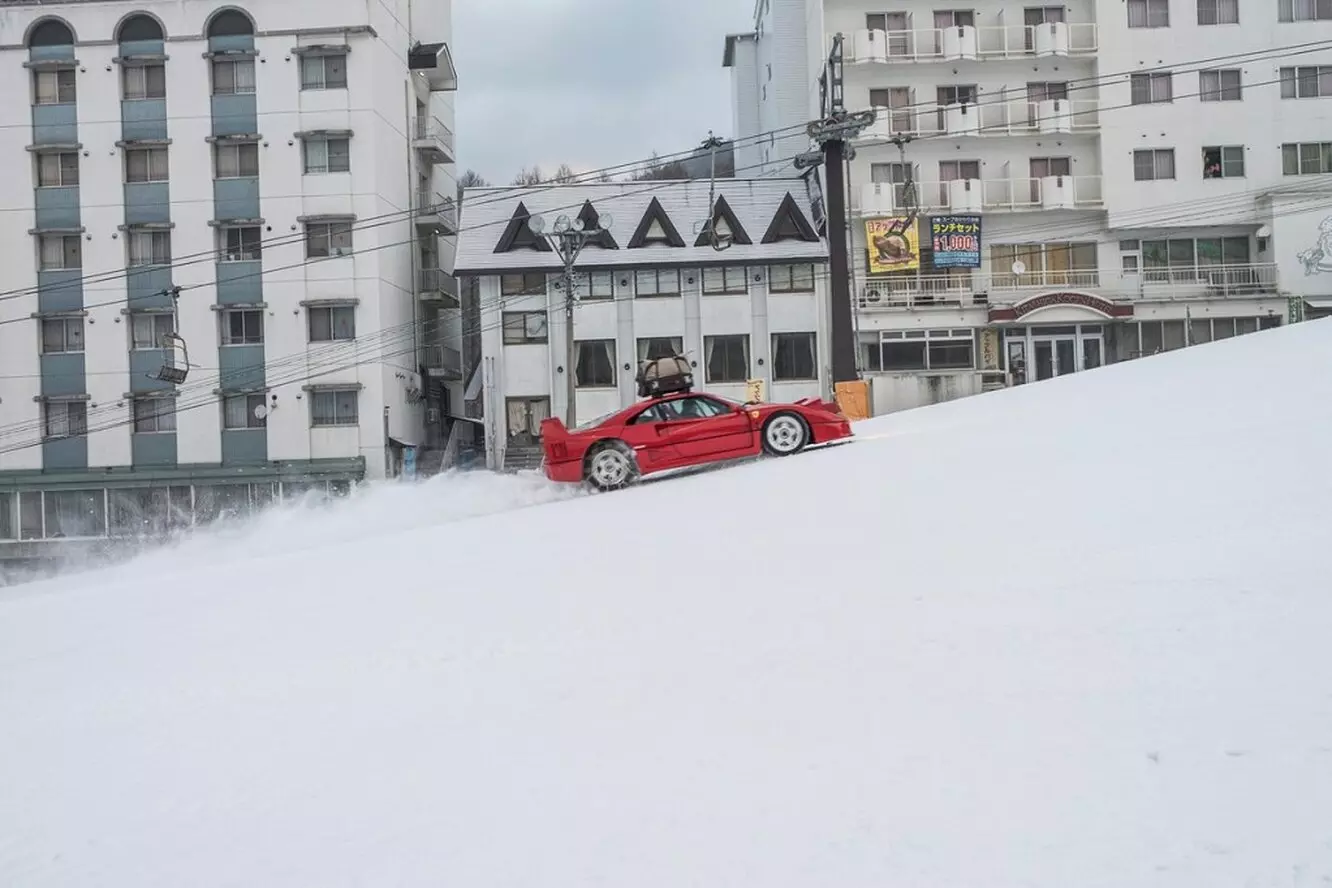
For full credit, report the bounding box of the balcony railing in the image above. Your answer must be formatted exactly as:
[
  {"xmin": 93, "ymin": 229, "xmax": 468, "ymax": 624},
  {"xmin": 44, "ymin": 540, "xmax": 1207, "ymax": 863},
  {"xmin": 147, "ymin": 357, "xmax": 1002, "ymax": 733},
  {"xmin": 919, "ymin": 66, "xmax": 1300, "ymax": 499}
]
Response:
[
  {"xmin": 857, "ymin": 264, "xmax": 1280, "ymax": 310},
  {"xmin": 416, "ymin": 190, "xmax": 458, "ymax": 231},
  {"xmin": 423, "ymin": 343, "xmax": 462, "ymax": 377},
  {"xmin": 857, "ymin": 176, "xmax": 1104, "ymax": 215},
  {"xmin": 418, "ymin": 267, "xmax": 460, "ymax": 304},
  {"xmin": 412, "ymin": 114, "xmax": 455, "ymax": 161},
  {"xmin": 847, "ymin": 22, "xmax": 1098, "ymax": 64},
  {"xmin": 858, "ymin": 98, "xmax": 1098, "ymax": 141}
]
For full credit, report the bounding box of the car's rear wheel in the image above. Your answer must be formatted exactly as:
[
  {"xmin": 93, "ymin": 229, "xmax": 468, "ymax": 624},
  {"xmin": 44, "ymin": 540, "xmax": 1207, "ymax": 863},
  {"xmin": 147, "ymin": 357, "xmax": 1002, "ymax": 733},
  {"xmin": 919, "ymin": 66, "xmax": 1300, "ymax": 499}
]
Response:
[
  {"xmin": 584, "ymin": 440, "xmax": 639, "ymax": 491},
  {"xmin": 761, "ymin": 412, "xmax": 809, "ymax": 457}
]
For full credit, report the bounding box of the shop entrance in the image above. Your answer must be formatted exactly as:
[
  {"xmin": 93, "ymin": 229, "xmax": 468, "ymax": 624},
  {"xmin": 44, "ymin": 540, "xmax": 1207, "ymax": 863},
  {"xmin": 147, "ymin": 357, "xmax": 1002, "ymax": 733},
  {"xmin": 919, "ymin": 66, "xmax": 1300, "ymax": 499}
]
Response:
[{"xmin": 1006, "ymin": 324, "xmax": 1105, "ymax": 384}]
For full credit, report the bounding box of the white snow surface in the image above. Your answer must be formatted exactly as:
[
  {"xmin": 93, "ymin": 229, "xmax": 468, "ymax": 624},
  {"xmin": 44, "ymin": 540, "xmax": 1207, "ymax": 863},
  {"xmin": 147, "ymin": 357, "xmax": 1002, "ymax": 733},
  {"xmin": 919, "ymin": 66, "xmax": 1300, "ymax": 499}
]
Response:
[{"xmin": 3, "ymin": 320, "xmax": 1332, "ymax": 887}]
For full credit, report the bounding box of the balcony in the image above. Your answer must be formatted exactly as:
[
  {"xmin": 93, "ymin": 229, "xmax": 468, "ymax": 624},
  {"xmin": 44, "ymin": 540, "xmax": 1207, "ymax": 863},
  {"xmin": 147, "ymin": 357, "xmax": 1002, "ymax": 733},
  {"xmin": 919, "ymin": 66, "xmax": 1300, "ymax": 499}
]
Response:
[
  {"xmin": 423, "ymin": 343, "xmax": 462, "ymax": 379},
  {"xmin": 859, "ymin": 98, "xmax": 1099, "ymax": 141},
  {"xmin": 418, "ymin": 267, "xmax": 460, "ymax": 307},
  {"xmin": 416, "ymin": 190, "xmax": 458, "ymax": 233},
  {"xmin": 857, "ymin": 264, "xmax": 1279, "ymax": 310},
  {"xmin": 847, "ymin": 22, "xmax": 1097, "ymax": 65},
  {"xmin": 856, "ymin": 176, "xmax": 1104, "ymax": 216},
  {"xmin": 413, "ymin": 115, "xmax": 454, "ymax": 164}
]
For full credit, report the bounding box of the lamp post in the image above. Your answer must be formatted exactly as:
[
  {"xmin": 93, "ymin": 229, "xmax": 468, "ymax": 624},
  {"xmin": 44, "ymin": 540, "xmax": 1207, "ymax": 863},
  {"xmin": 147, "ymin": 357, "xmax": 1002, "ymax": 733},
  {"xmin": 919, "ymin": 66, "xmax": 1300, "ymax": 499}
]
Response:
[{"xmin": 526, "ymin": 211, "xmax": 613, "ymax": 428}]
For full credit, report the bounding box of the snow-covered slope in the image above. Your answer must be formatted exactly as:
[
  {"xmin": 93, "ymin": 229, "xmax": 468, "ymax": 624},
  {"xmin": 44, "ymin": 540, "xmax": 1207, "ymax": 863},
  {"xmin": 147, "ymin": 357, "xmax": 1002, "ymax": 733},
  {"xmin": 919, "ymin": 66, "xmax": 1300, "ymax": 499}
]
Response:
[{"xmin": 3, "ymin": 320, "xmax": 1332, "ymax": 887}]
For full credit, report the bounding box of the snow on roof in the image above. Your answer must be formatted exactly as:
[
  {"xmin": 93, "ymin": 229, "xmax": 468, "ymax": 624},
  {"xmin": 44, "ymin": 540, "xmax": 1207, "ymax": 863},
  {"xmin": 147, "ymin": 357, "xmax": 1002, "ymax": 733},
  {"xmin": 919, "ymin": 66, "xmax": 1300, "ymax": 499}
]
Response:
[
  {"xmin": 453, "ymin": 177, "xmax": 829, "ymax": 276},
  {"xmin": 4, "ymin": 320, "xmax": 1332, "ymax": 885}
]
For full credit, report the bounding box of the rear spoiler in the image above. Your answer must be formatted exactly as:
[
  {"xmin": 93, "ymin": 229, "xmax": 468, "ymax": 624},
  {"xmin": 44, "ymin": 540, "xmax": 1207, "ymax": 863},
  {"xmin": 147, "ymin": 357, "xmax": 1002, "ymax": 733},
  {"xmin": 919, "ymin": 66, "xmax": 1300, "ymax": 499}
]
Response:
[
  {"xmin": 539, "ymin": 416, "xmax": 568, "ymax": 441},
  {"xmin": 794, "ymin": 397, "xmax": 843, "ymax": 415}
]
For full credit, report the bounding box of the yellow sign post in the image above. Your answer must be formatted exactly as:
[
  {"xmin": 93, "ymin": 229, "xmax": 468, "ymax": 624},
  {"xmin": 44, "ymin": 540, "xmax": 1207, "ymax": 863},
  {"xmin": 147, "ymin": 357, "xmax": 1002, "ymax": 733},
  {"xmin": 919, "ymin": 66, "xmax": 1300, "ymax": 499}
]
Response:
[{"xmin": 864, "ymin": 217, "xmax": 920, "ymax": 274}]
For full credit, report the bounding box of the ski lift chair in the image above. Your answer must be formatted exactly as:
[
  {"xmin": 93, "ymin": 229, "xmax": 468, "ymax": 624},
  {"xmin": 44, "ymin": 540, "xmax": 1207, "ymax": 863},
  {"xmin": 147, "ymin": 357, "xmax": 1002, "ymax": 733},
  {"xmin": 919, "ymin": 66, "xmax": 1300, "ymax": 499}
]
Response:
[
  {"xmin": 636, "ymin": 355, "xmax": 693, "ymax": 398},
  {"xmin": 148, "ymin": 332, "xmax": 190, "ymax": 384}
]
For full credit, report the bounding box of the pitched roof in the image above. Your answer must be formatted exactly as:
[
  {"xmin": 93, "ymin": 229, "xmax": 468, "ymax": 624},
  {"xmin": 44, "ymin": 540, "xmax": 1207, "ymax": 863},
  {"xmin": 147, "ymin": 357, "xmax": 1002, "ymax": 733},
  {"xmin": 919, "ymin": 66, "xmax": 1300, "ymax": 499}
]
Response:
[
  {"xmin": 454, "ymin": 179, "xmax": 828, "ymax": 275},
  {"xmin": 694, "ymin": 194, "xmax": 752, "ymax": 248}
]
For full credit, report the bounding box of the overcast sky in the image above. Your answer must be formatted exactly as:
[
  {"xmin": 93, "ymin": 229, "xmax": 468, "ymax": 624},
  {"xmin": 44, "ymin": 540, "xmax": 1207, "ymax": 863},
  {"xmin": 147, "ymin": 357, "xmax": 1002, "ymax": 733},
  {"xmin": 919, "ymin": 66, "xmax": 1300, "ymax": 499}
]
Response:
[{"xmin": 452, "ymin": 0, "xmax": 754, "ymax": 185}]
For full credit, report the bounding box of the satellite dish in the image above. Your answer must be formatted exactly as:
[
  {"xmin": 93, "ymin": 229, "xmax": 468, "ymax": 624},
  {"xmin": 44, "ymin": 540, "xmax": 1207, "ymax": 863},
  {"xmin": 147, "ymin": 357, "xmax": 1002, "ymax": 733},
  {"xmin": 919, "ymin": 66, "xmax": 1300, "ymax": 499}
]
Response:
[
  {"xmin": 599, "ymin": 212, "xmax": 613, "ymax": 231},
  {"xmin": 572, "ymin": 217, "xmax": 586, "ymax": 232},
  {"xmin": 253, "ymin": 404, "xmax": 269, "ymax": 420},
  {"xmin": 553, "ymin": 214, "xmax": 571, "ymax": 234},
  {"xmin": 527, "ymin": 214, "xmax": 547, "ymax": 235},
  {"xmin": 1011, "ymin": 260, "xmax": 1026, "ymax": 276}
]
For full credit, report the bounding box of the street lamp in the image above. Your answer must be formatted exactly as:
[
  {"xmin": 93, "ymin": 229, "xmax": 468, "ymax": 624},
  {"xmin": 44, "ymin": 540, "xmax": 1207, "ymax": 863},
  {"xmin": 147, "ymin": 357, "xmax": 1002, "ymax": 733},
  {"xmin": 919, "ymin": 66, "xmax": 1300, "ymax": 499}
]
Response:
[{"xmin": 526, "ymin": 211, "xmax": 613, "ymax": 428}]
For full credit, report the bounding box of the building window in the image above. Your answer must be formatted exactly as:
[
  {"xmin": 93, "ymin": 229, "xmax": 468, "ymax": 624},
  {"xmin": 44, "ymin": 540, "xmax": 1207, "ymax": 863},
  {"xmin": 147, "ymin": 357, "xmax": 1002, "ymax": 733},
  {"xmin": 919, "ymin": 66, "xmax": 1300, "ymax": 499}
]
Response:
[
  {"xmin": 1197, "ymin": 0, "xmax": 1239, "ymax": 23},
  {"xmin": 307, "ymin": 305, "xmax": 355, "ymax": 341},
  {"xmin": 215, "ymin": 142, "xmax": 259, "ymax": 178},
  {"xmin": 305, "ymin": 221, "xmax": 353, "ymax": 258},
  {"xmin": 212, "ymin": 58, "xmax": 256, "ymax": 95},
  {"xmin": 704, "ymin": 334, "xmax": 750, "ymax": 383},
  {"xmin": 702, "ymin": 265, "xmax": 748, "ymax": 295},
  {"xmin": 772, "ymin": 332, "xmax": 817, "ymax": 381},
  {"xmin": 989, "ymin": 242, "xmax": 1098, "ymax": 286},
  {"xmin": 634, "ymin": 268, "xmax": 682, "ymax": 297},
  {"xmin": 130, "ymin": 312, "xmax": 174, "ymax": 349},
  {"xmin": 500, "ymin": 273, "xmax": 547, "ymax": 296},
  {"xmin": 122, "ymin": 63, "xmax": 166, "ymax": 100},
  {"xmin": 1279, "ymin": 0, "xmax": 1332, "ymax": 20},
  {"xmin": 1282, "ymin": 142, "xmax": 1332, "ymax": 175},
  {"xmin": 220, "ymin": 226, "xmax": 261, "ymax": 261},
  {"xmin": 770, "ymin": 263, "xmax": 816, "ymax": 292},
  {"xmin": 38, "ymin": 234, "xmax": 81, "ymax": 270},
  {"xmin": 1280, "ymin": 66, "xmax": 1332, "ymax": 98},
  {"xmin": 127, "ymin": 230, "xmax": 171, "ymax": 266},
  {"xmin": 36, "ymin": 152, "xmax": 79, "ymax": 187},
  {"xmin": 582, "ymin": 271, "xmax": 614, "ymax": 300},
  {"xmin": 1129, "ymin": 72, "xmax": 1172, "ymax": 104},
  {"xmin": 302, "ymin": 137, "xmax": 350, "ymax": 174},
  {"xmin": 43, "ymin": 401, "xmax": 87, "ymax": 439},
  {"xmin": 125, "ymin": 146, "xmax": 169, "ymax": 183},
  {"xmin": 1141, "ymin": 237, "xmax": 1250, "ymax": 277},
  {"xmin": 132, "ymin": 397, "xmax": 176, "ymax": 433},
  {"xmin": 574, "ymin": 339, "xmax": 616, "ymax": 388},
  {"xmin": 33, "ymin": 69, "xmax": 76, "ymax": 105},
  {"xmin": 1203, "ymin": 146, "xmax": 1245, "ymax": 179},
  {"xmin": 1133, "ymin": 149, "xmax": 1176, "ymax": 181},
  {"xmin": 502, "ymin": 311, "xmax": 548, "ymax": 344},
  {"xmin": 637, "ymin": 337, "xmax": 684, "ymax": 362},
  {"xmin": 221, "ymin": 308, "xmax": 263, "ymax": 345},
  {"xmin": 40, "ymin": 317, "xmax": 84, "ymax": 353},
  {"xmin": 311, "ymin": 389, "xmax": 359, "ymax": 426},
  {"xmin": 300, "ymin": 53, "xmax": 347, "ymax": 90},
  {"xmin": 223, "ymin": 393, "xmax": 267, "ymax": 429},
  {"xmin": 878, "ymin": 329, "xmax": 975, "ymax": 371},
  {"xmin": 1127, "ymin": 0, "xmax": 1169, "ymax": 26},
  {"xmin": 1199, "ymin": 69, "xmax": 1242, "ymax": 101}
]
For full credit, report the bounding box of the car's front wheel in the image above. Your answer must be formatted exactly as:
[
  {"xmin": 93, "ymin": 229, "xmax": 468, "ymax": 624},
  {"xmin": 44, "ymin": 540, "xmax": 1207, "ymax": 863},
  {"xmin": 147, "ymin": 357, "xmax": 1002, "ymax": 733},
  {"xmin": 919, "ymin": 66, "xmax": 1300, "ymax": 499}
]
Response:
[
  {"xmin": 761, "ymin": 412, "xmax": 809, "ymax": 457},
  {"xmin": 584, "ymin": 440, "xmax": 639, "ymax": 491}
]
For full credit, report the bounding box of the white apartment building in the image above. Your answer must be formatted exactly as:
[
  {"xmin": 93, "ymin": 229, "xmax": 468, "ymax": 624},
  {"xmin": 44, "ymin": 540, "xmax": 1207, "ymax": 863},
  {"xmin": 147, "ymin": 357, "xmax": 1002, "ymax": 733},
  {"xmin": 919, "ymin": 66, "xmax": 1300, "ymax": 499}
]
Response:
[
  {"xmin": 0, "ymin": 0, "xmax": 458, "ymax": 558},
  {"xmin": 727, "ymin": 0, "xmax": 1332, "ymax": 415},
  {"xmin": 452, "ymin": 180, "xmax": 831, "ymax": 472}
]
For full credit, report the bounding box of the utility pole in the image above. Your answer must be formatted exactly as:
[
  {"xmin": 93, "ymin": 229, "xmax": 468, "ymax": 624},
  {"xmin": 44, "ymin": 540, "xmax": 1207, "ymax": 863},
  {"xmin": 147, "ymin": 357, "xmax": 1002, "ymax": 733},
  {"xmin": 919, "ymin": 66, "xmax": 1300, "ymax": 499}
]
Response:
[
  {"xmin": 527, "ymin": 211, "xmax": 613, "ymax": 428},
  {"xmin": 808, "ymin": 33, "xmax": 875, "ymax": 384}
]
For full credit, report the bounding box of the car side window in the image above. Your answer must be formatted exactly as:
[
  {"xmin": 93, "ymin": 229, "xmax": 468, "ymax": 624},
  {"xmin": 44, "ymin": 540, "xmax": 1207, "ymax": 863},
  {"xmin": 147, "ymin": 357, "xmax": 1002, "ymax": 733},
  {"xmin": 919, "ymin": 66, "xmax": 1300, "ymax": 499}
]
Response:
[
  {"xmin": 628, "ymin": 404, "xmax": 662, "ymax": 424},
  {"xmin": 659, "ymin": 397, "xmax": 728, "ymax": 421}
]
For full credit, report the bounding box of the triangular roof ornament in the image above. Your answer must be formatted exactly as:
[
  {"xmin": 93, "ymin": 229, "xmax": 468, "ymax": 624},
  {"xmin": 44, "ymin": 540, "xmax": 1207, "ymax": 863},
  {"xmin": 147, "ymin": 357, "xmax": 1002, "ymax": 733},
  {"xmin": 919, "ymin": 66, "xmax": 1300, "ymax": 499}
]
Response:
[
  {"xmin": 627, "ymin": 196, "xmax": 686, "ymax": 248},
  {"xmin": 694, "ymin": 194, "xmax": 752, "ymax": 248},
  {"xmin": 493, "ymin": 200, "xmax": 553, "ymax": 253},
  {"xmin": 576, "ymin": 200, "xmax": 619, "ymax": 249},
  {"xmin": 761, "ymin": 192, "xmax": 821, "ymax": 244}
]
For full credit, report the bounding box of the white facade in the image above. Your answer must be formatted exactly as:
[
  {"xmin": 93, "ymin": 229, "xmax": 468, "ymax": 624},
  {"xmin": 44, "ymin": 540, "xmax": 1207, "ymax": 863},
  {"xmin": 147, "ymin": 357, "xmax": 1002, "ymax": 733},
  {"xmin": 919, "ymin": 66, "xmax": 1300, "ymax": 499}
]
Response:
[
  {"xmin": 452, "ymin": 180, "xmax": 831, "ymax": 471},
  {"xmin": 727, "ymin": 0, "xmax": 1331, "ymax": 415}
]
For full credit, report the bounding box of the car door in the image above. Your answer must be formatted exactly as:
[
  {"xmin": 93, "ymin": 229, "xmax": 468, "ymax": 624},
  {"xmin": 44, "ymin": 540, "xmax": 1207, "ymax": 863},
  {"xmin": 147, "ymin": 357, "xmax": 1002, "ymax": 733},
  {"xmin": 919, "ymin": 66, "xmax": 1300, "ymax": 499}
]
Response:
[
  {"xmin": 657, "ymin": 395, "xmax": 758, "ymax": 461},
  {"xmin": 618, "ymin": 403, "xmax": 685, "ymax": 471}
]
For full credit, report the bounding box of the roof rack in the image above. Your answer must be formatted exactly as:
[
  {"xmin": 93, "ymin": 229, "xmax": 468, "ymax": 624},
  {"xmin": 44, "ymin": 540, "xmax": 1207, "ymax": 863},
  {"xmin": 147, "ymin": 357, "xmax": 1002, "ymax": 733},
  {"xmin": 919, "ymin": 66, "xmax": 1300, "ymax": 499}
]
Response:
[{"xmin": 636, "ymin": 355, "xmax": 693, "ymax": 398}]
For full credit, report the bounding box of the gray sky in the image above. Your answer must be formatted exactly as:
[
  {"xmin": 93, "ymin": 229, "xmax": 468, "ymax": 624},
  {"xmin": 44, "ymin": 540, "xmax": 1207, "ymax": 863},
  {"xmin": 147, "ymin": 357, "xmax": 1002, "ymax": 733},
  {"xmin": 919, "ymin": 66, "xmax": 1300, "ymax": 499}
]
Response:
[{"xmin": 453, "ymin": 0, "xmax": 753, "ymax": 185}]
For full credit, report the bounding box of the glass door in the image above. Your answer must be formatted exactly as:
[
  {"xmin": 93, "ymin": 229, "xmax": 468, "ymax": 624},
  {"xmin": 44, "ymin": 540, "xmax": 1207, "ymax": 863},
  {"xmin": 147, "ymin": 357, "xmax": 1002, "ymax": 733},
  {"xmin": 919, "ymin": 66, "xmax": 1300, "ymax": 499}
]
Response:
[{"xmin": 1032, "ymin": 336, "xmax": 1077, "ymax": 380}]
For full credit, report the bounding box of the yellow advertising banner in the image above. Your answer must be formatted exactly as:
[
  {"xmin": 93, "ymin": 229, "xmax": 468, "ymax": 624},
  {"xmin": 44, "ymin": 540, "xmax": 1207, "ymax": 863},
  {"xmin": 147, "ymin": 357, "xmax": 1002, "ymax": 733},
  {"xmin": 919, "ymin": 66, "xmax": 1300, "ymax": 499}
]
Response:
[
  {"xmin": 744, "ymin": 378, "xmax": 765, "ymax": 404},
  {"xmin": 864, "ymin": 217, "xmax": 920, "ymax": 274}
]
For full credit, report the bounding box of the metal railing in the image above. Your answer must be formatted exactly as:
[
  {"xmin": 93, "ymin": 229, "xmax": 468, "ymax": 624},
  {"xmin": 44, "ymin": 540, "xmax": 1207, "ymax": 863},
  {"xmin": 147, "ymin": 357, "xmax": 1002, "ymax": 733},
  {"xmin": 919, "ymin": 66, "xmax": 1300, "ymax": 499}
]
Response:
[
  {"xmin": 418, "ymin": 267, "xmax": 459, "ymax": 300},
  {"xmin": 857, "ymin": 176, "xmax": 1104, "ymax": 215},
  {"xmin": 859, "ymin": 98, "xmax": 1099, "ymax": 141},
  {"xmin": 857, "ymin": 263, "xmax": 1280, "ymax": 309},
  {"xmin": 847, "ymin": 22, "xmax": 1098, "ymax": 64},
  {"xmin": 423, "ymin": 343, "xmax": 462, "ymax": 375},
  {"xmin": 413, "ymin": 114, "xmax": 455, "ymax": 156},
  {"xmin": 416, "ymin": 189, "xmax": 458, "ymax": 229}
]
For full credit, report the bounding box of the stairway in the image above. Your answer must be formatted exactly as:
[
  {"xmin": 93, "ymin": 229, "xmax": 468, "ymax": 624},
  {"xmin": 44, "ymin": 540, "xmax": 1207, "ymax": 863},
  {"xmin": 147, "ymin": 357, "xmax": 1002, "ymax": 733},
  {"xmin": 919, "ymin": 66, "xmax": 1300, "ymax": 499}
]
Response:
[{"xmin": 503, "ymin": 446, "xmax": 544, "ymax": 473}]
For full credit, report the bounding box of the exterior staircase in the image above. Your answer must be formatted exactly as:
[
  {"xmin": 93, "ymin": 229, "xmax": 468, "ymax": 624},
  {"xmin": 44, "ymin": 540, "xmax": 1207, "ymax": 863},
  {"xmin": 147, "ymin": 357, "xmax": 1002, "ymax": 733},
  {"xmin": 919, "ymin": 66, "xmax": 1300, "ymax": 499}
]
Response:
[{"xmin": 503, "ymin": 446, "xmax": 544, "ymax": 473}]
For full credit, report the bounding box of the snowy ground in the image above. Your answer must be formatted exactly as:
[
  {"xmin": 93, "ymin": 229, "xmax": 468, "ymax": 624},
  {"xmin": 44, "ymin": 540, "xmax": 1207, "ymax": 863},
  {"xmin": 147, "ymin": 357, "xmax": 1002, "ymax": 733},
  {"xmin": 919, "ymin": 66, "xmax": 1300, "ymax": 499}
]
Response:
[{"xmin": 3, "ymin": 320, "xmax": 1332, "ymax": 887}]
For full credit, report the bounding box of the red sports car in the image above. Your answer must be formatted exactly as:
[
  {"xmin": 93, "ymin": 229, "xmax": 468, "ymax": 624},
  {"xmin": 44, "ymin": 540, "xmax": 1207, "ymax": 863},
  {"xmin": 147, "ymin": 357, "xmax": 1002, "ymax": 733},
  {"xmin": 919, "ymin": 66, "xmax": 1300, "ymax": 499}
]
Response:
[{"xmin": 538, "ymin": 357, "xmax": 853, "ymax": 491}]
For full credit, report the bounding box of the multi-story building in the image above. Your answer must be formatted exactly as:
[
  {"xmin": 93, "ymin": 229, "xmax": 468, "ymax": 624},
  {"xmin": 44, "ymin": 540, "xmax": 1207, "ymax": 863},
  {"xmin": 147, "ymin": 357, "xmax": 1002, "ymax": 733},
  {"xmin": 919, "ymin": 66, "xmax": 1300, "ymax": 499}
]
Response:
[
  {"xmin": 453, "ymin": 179, "xmax": 831, "ymax": 472},
  {"xmin": 0, "ymin": 0, "xmax": 458, "ymax": 559},
  {"xmin": 726, "ymin": 0, "xmax": 1331, "ymax": 415}
]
